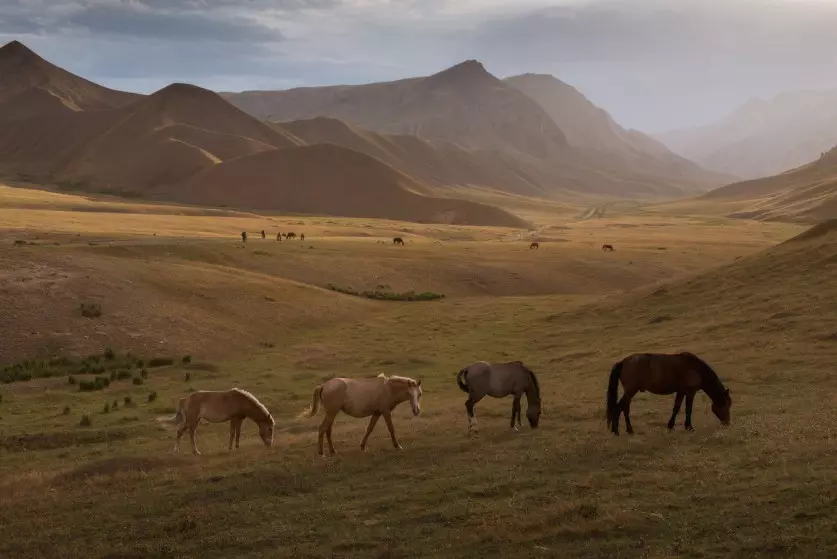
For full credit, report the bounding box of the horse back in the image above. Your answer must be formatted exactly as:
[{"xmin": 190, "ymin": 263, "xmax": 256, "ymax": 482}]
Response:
[{"xmin": 621, "ymin": 353, "xmax": 701, "ymax": 395}]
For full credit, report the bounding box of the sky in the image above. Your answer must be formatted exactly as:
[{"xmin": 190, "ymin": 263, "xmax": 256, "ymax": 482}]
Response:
[{"xmin": 3, "ymin": 0, "xmax": 837, "ymax": 132}]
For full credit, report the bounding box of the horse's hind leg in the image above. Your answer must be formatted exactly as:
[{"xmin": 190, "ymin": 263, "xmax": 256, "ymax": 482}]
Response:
[
  {"xmin": 360, "ymin": 413, "xmax": 381, "ymax": 452},
  {"xmin": 466, "ymin": 395, "xmax": 483, "ymax": 433},
  {"xmin": 229, "ymin": 418, "xmax": 243, "ymax": 450},
  {"xmin": 326, "ymin": 418, "xmax": 337, "ymax": 455},
  {"xmin": 173, "ymin": 424, "xmax": 187, "ymax": 453},
  {"xmin": 189, "ymin": 425, "xmax": 201, "ymax": 456},
  {"xmin": 667, "ymin": 393, "xmax": 685, "ymax": 430},
  {"xmin": 510, "ymin": 395, "xmax": 522, "ymax": 431},
  {"xmin": 318, "ymin": 412, "xmax": 334, "ymax": 456},
  {"xmin": 684, "ymin": 392, "xmax": 696, "ymax": 431},
  {"xmin": 620, "ymin": 393, "xmax": 635, "ymax": 435}
]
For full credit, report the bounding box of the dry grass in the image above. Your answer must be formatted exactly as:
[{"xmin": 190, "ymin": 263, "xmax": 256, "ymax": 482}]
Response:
[{"xmin": 3, "ymin": 184, "xmax": 835, "ymax": 558}]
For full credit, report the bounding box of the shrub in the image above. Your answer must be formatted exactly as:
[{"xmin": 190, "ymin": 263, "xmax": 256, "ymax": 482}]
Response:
[
  {"xmin": 147, "ymin": 358, "xmax": 174, "ymax": 368},
  {"xmin": 104, "ymin": 348, "xmax": 115, "ymax": 361},
  {"xmin": 326, "ymin": 284, "xmax": 445, "ymax": 302},
  {"xmin": 147, "ymin": 391, "xmax": 157, "ymax": 403},
  {"xmin": 116, "ymin": 370, "xmax": 132, "ymax": 381},
  {"xmin": 112, "ymin": 400, "xmax": 118, "ymax": 410},
  {"xmin": 132, "ymin": 377, "xmax": 143, "ymax": 386},
  {"xmin": 184, "ymin": 372, "xmax": 191, "ymax": 383},
  {"xmin": 182, "ymin": 355, "xmax": 192, "ymax": 365},
  {"xmin": 135, "ymin": 359, "xmax": 145, "ymax": 368},
  {"xmin": 68, "ymin": 375, "xmax": 77, "ymax": 385},
  {"xmin": 109, "ymin": 370, "xmax": 116, "ymax": 381},
  {"xmin": 103, "ymin": 403, "xmax": 110, "ymax": 413},
  {"xmin": 140, "ymin": 369, "xmax": 149, "ymax": 379},
  {"xmin": 79, "ymin": 414, "xmax": 92, "ymax": 427},
  {"xmin": 80, "ymin": 302, "xmax": 102, "ymax": 318},
  {"xmin": 63, "ymin": 405, "xmax": 71, "ymax": 415},
  {"xmin": 124, "ymin": 396, "xmax": 133, "ymax": 407}
]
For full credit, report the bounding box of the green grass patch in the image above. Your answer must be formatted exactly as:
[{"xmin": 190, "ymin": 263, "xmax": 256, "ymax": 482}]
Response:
[{"xmin": 327, "ymin": 284, "xmax": 445, "ymax": 301}]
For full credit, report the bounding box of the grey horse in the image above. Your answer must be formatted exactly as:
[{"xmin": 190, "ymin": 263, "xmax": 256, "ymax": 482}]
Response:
[{"xmin": 456, "ymin": 361, "xmax": 541, "ymax": 432}]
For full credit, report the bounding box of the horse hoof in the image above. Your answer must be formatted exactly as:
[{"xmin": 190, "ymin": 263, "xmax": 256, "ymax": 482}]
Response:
[{"xmin": 395, "ymin": 445, "xmax": 403, "ymax": 450}]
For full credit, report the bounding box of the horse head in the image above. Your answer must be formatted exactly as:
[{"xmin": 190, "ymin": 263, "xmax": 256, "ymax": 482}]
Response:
[
  {"xmin": 409, "ymin": 379, "xmax": 422, "ymax": 416},
  {"xmin": 259, "ymin": 415, "xmax": 275, "ymax": 446},
  {"xmin": 711, "ymin": 389, "xmax": 732, "ymax": 426},
  {"xmin": 526, "ymin": 400, "xmax": 541, "ymax": 428}
]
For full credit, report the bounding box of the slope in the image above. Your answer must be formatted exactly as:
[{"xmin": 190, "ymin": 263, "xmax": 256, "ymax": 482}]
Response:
[
  {"xmin": 656, "ymin": 90, "xmax": 837, "ymax": 179},
  {"xmin": 169, "ymin": 143, "xmax": 529, "ymax": 227},
  {"xmin": 702, "ymin": 144, "xmax": 837, "ymax": 222},
  {"xmin": 0, "ymin": 40, "xmax": 139, "ymax": 110}
]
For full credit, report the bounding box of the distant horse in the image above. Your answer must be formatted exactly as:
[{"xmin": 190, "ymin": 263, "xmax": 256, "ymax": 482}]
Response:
[
  {"xmin": 261, "ymin": 230, "xmax": 266, "ymax": 239},
  {"xmin": 286, "ymin": 232, "xmax": 296, "ymax": 240},
  {"xmin": 457, "ymin": 361, "xmax": 541, "ymax": 432},
  {"xmin": 529, "ymin": 242, "xmax": 539, "ymax": 250},
  {"xmin": 393, "ymin": 237, "xmax": 405, "ymax": 246},
  {"xmin": 304, "ymin": 374, "xmax": 422, "ymax": 456},
  {"xmin": 605, "ymin": 352, "xmax": 731, "ymax": 436},
  {"xmin": 602, "ymin": 244, "xmax": 614, "ymax": 252},
  {"xmin": 276, "ymin": 233, "xmax": 282, "ymax": 241},
  {"xmin": 158, "ymin": 388, "xmax": 274, "ymax": 454},
  {"xmin": 241, "ymin": 231, "xmax": 247, "ymax": 243},
  {"xmin": 300, "ymin": 233, "xmax": 305, "ymax": 241}
]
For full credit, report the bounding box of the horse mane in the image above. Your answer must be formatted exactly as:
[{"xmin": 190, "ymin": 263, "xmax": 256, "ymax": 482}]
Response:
[
  {"xmin": 680, "ymin": 353, "xmax": 725, "ymax": 402},
  {"xmin": 376, "ymin": 373, "xmax": 418, "ymax": 386},
  {"xmin": 231, "ymin": 388, "xmax": 273, "ymax": 422},
  {"xmin": 519, "ymin": 364, "xmax": 540, "ymax": 403}
]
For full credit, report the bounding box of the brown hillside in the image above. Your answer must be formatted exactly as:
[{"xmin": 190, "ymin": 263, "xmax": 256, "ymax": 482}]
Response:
[
  {"xmin": 703, "ymin": 145, "xmax": 837, "ymax": 222},
  {"xmin": 0, "ymin": 40, "xmax": 138, "ymax": 110},
  {"xmin": 170, "ymin": 143, "xmax": 529, "ymax": 227}
]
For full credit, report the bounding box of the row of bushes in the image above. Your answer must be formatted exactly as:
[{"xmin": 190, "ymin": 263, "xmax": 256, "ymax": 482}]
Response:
[
  {"xmin": 1, "ymin": 351, "xmax": 190, "ymax": 384},
  {"xmin": 327, "ymin": 284, "xmax": 445, "ymax": 302}
]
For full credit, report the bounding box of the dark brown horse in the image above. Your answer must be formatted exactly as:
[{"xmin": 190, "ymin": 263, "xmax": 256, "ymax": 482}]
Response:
[
  {"xmin": 393, "ymin": 237, "xmax": 405, "ymax": 246},
  {"xmin": 606, "ymin": 352, "xmax": 731, "ymax": 435},
  {"xmin": 602, "ymin": 244, "xmax": 614, "ymax": 252},
  {"xmin": 286, "ymin": 232, "xmax": 296, "ymax": 240},
  {"xmin": 529, "ymin": 242, "xmax": 539, "ymax": 249}
]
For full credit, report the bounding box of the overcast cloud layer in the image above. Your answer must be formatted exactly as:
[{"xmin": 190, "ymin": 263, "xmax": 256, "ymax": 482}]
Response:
[{"xmin": 2, "ymin": 0, "xmax": 837, "ymax": 131}]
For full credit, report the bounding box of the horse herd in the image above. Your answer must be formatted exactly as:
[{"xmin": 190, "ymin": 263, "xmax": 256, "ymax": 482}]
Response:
[{"xmin": 160, "ymin": 352, "xmax": 732, "ymax": 456}]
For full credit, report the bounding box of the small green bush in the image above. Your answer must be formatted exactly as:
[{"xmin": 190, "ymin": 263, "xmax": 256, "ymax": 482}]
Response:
[
  {"xmin": 63, "ymin": 405, "xmax": 71, "ymax": 415},
  {"xmin": 140, "ymin": 369, "xmax": 149, "ymax": 379},
  {"xmin": 104, "ymin": 348, "xmax": 115, "ymax": 361},
  {"xmin": 112, "ymin": 400, "xmax": 118, "ymax": 410},
  {"xmin": 79, "ymin": 414, "xmax": 92, "ymax": 427},
  {"xmin": 184, "ymin": 372, "xmax": 191, "ymax": 383},
  {"xmin": 182, "ymin": 355, "xmax": 192, "ymax": 365},
  {"xmin": 147, "ymin": 391, "xmax": 157, "ymax": 403},
  {"xmin": 68, "ymin": 375, "xmax": 77, "ymax": 385},
  {"xmin": 116, "ymin": 370, "xmax": 132, "ymax": 381},
  {"xmin": 103, "ymin": 403, "xmax": 110, "ymax": 413},
  {"xmin": 148, "ymin": 357, "xmax": 174, "ymax": 368},
  {"xmin": 80, "ymin": 302, "xmax": 102, "ymax": 318},
  {"xmin": 124, "ymin": 396, "xmax": 133, "ymax": 407},
  {"xmin": 326, "ymin": 284, "xmax": 445, "ymax": 302},
  {"xmin": 132, "ymin": 377, "xmax": 143, "ymax": 386}
]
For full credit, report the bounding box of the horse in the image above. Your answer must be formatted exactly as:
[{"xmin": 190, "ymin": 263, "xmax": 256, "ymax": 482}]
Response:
[
  {"xmin": 157, "ymin": 388, "xmax": 275, "ymax": 455},
  {"xmin": 303, "ymin": 374, "xmax": 422, "ymax": 456},
  {"xmin": 393, "ymin": 237, "xmax": 405, "ymax": 246},
  {"xmin": 261, "ymin": 230, "xmax": 266, "ymax": 239},
  {"xmin": 602, "ymin": 244, "xmax": 614, "ymax": 252},
  {"xmin": 276, "ymin": 233, "xmax": 282, "ymax": 241},
  {"xmin": 241, "ymin": 231, "xmax": 247, "ymax": 243},
  {"xmin": 605, "ymin": 352, "xmax": 732, "ymax": 436},
  {"xmin": 286, "ymin": 232, "xmax": 296, "ymax": 240},
  {"xmin": 457, "ymin": 361, "xmax": 541, "ymax": 432},
  {"xmin": 529, "ymin": 242, "xmax": 539, "ymax": 250},
  {"xmin": 300, "ymin": 233, "xmax": 305, "ymax": 241}
]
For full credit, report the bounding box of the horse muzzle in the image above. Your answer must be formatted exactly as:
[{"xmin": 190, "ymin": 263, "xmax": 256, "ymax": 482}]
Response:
[{"xmin": 412, "ymin": 406, "xmax": 421, "ymax": 416}]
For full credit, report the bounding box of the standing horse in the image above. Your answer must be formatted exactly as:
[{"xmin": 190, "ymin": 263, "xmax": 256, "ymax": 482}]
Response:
[
  {"xmin": 605, "ymin": 352, "xmax": 732, "ymax": 435},
  {"xmin": 276, "ymin": 233, "xmax": 282, "ymax": 241},
  {"xmin": 158, "ymin": 388, "xmax": 275, "ymax": 454},
  {"xmin": 602, "ymin": 244, "xmax": 614, "ymax": 252},
  {"xmin": 241, "ymin": 231, "xmax": 247, "ymax": 243},
  {"xmin": 529, "ymin": 242, "xmax": 539, "ymax": 250},
  {"xmin": 304, "ymin": 374, "xmax": 422, "ymax": 456},
  {"xmin": 393, "ymin": 237, "xmax": 405, "ymax": 246},
  {"xmin": 300, "ymin": 233, "xmax": 305, "ymax": 241},
  {"xmin": 457, "ymin": 361, "xmax": 541, "ymax": 432}
]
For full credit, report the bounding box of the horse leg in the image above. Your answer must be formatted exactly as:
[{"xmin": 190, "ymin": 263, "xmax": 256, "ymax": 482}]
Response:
[
  {"xmin": 228, "ymin": 421, "xmax": 236, "ymax": 451},
  {"xmin": 466, "ymin": 395, "xmax": 483, "ymax": 433},
  {"xmin": 382, "ymin": 411, "xmax": 402, "ymax": 450},
  {"xmin": 234, "ymin": 418, "xmax": 243, "ymax": 449},
  {"xmin": 620, "ymin": 393, "xmax": 636, "ymax": 435},
  {"xmin": 667, "ymin": 393, "xmax": 685, "ymax": 430},
  {"xmin": 189, "ymin": 425, "xmax": 201, "ymax": 456},
  {"xmin": 684, "ymin": 392, "xmax": 696, "ymax": 431},
  {"xmin": 510, "ymin": 395, "xmax": 522, "ymax": 431},
  {"xmin": 360, "ymin": 413, "xmax": 381, "ymax": 451},
  {"xmin": 325, "ymin": 413, "xmax": 338, "ymax": 455},
  {"xmin": 317, "ymin": 413, "xmax": 330, "ymax": 456},
  {"xmin": 174, "ymin": 424, "xmax": 187, "ymax": 453}
]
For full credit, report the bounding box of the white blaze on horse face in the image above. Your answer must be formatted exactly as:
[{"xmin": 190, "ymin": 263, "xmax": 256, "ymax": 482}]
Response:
[
  {"xmin": 261, "ymin": 423, "xmax": 274, "ymax": 446},
  {"xmin": 410, "ymin": 385, "xmax": 422, "ymax": 415}
]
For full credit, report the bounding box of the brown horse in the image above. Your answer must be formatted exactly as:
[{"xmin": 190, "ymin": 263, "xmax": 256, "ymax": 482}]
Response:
[
  {"xmin": 304, "ymin": 374, "xmax": 422, "ymax": 456},
  {"xmin": 605, "ymin": 352, "xmax": 731, "ymax": 435},
  {"xmin": 529, "ymin": 242, "xmax": 539, "ymax": 249},
  {"xmin": 457, "ymin": 361, "xmax": 541, "ymax": 432},
  {"xmin": 602, "ymin": 244, "xmax": 614, "ymax": 252},
  {"xmin": 158, "ymin": 388, "xmax": 275, "ymax": 454},
  {"xmin": 286, "ymin": 232, "xmax": 296, "ymax": 240},
  {"xmin": 393, "ymin": 237, "xmax": 405, "ymax": 246}
]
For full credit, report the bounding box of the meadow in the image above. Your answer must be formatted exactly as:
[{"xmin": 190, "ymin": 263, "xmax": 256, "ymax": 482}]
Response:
[{"xmin": 2, "ymin": 183, "xmax": 836, "ymax": 558}]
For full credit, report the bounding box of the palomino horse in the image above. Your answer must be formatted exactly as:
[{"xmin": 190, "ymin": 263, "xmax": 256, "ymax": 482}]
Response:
[
  {"xmin": 606, "ymin": 352, "xmax": 732, "ymax": 435},
  {"xmin": 393, "ymin": 237, "xmax": 405, "ymax": 246},
  {"xmin": 304, "ymin": 374, "xmax": 422, "ymax": 456},
  {"xmin": 529, "ymin": 242, "xmax": 539, "ymax": 249},
  {"xmin": 457, "ymin": 361, "xmax": 541, "ymax": 432},
  {"xmin": 158, "ymin": 388, "xmax": 275, "ymax": 454}
]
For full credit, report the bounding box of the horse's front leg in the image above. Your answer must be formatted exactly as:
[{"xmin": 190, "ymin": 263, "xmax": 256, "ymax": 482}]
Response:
[
  {"xmin": 361, "ymin": 413, "xmax": 381, "ymax": 451},
  {"xmin": 382, "ymin": 411, "xmax": 402, "ymax": 450},
  {"xmin": 510, "ymin": 396, "xmax": 522, "ymax": 431},
  {"xmin": 667, "ymin": 393, "xmax": 684, "ymax": 430},
  {"xmin": 684, "ymin": 392, "xmax": 696, "ymax": 431}
]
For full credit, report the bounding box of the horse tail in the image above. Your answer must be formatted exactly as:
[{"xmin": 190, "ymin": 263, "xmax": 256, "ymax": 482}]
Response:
[
  {"xmin": 156, "ymin": 398, "xmax": 185, "ymax": 425},
  {"xmin": 301, "ymin": 384, "xmax": 323, "ymax": 418},
  {"xmin": 605, "ymin": 360, "xmax": 623, "ymax": 429},
  {"xmin": 456, "ymin": 368, "xmax": 469, "ymax": 393}
]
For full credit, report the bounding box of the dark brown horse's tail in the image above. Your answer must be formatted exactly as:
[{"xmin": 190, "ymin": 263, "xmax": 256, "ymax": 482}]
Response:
[
  {"xmin": 456, "ymin": 368, "xmax": 469, "ymax": 393},
  {"xmin": 605, "ymin": 360, "xmax": 623, "ymax": 429}
]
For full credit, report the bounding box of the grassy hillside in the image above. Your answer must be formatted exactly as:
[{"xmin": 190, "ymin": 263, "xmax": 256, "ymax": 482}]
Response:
[{"xmin": 3, "ymin": 184, "xmax": 832, "ymax": 557}]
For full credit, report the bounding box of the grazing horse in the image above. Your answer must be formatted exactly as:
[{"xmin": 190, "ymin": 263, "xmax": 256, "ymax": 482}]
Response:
[
  {"xmin": 457, "ymin": 361, "xmax": 541, "ymax": 432},
  {"xmin": 261, "ymin": 230, "xmax": 266, "ymax": 239},
  {"xmin": 529, "ymin": 242, "xmax": 539, "ymax": 250},
  {"xmin": 602, "ymin": 244, "xmax": 614, "ymax": 252},
  {"xmin": 606, "ymin": 352, "xmax": 732, "ymax": 435},
  {"xmin": 300, "ymin": 233, "xmax": 305, "ymax": 241},
  {"xmin": 158, "ymin": 388, "xmax": 274, "ymax": 455},
  {"xmin": 286, "ymin": 232, "xmax": 296, "ymax": 240},
  {"xmin": 241, "ymin": 231, "xmax": 247, "ymax": 243},
  {"xmin": 393, "ymin": 237, "xmax": 405, "ymax": 246},
  {"xmin": 304, "ymin": 374, "xmax": 422, "ymax": 456},
  {"xmin": 276, "ymin": 233, "xmax": 282, "ymax": 241}
]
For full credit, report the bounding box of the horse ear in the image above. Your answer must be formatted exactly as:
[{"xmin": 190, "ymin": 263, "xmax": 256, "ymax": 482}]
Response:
[
  {"xmin": 417, "ymin": 379, "xmax": 422, "ymax": 387},
  {"xmin": 725, "ymin": 388, "xmax": 730, "ymax": 396}
]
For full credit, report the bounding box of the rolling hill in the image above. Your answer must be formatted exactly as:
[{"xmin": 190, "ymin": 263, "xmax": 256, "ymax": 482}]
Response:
[
  {"xmin": 656, "ymin": 90, "xmax": 837, "ymax": 180},
  {"xmin": 701, "ymin": 144, "xmax": 837, "ymax": 222}
]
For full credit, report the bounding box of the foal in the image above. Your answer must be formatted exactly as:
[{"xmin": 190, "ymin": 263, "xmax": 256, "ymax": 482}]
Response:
[{"xmin": 304, "ymin": 374, "xmax": 422, "ymax": 456}]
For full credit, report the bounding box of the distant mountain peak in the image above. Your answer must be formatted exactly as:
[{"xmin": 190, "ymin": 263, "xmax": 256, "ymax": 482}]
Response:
[
  {"xmin": 427, "ymin": 59, "xmax": 495, "ymax": 86},
  {"xmin": 0, "ymin": 40, "xmax": 38, "ymax": 59}
]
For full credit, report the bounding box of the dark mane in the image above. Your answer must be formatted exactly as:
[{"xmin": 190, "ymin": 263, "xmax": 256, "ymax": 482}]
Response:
[
  {"xmin": 520, "ymin": 364, "xmax": 540, "ymax": 403},
  {"xmin": 681, "ymin": 352, "xmax": 725, "ymax": 401}
]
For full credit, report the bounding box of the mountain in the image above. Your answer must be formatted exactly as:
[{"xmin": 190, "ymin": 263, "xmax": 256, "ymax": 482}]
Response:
[
  {"xmin": 656, "ymin": 90, "xmax": 837, "ymax": 180},
  {"xmin": 224, "ymin": 62, "xmax": 728, "ymax": 197},
  {"xmin": 702, "ymin": 144, "xmax": 837, "ymax": 222},
  {"xmin": 170, "ymin": 143, "xmax": 530, "ymax": 227},
  {"xmin": 504, "ymin": 73, "xmax": 734, "ymax": 189},
  {"xmin": 0, "ymin": 40, "xmax": 139, "ymax": 110}
]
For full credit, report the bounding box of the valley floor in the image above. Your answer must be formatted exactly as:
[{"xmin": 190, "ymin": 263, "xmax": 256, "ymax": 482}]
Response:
[{"xmin": 2, "ymin": 184, "xmax": 836, "ymax": 558}]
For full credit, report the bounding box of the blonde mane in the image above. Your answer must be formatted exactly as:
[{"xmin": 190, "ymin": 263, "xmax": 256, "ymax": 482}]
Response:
[
  {"xmin": 376, "ymin": 373, "xmax": 418, "ymax": 386},
  {"xmin": 232, "ymin": 388, "xmax": 273, "ymax": 422}
]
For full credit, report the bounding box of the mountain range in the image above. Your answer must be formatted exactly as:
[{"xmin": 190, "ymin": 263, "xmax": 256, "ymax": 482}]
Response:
[{"xmin": 0, "ymin": 40, "xmax": 732, "ymax": 227}]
